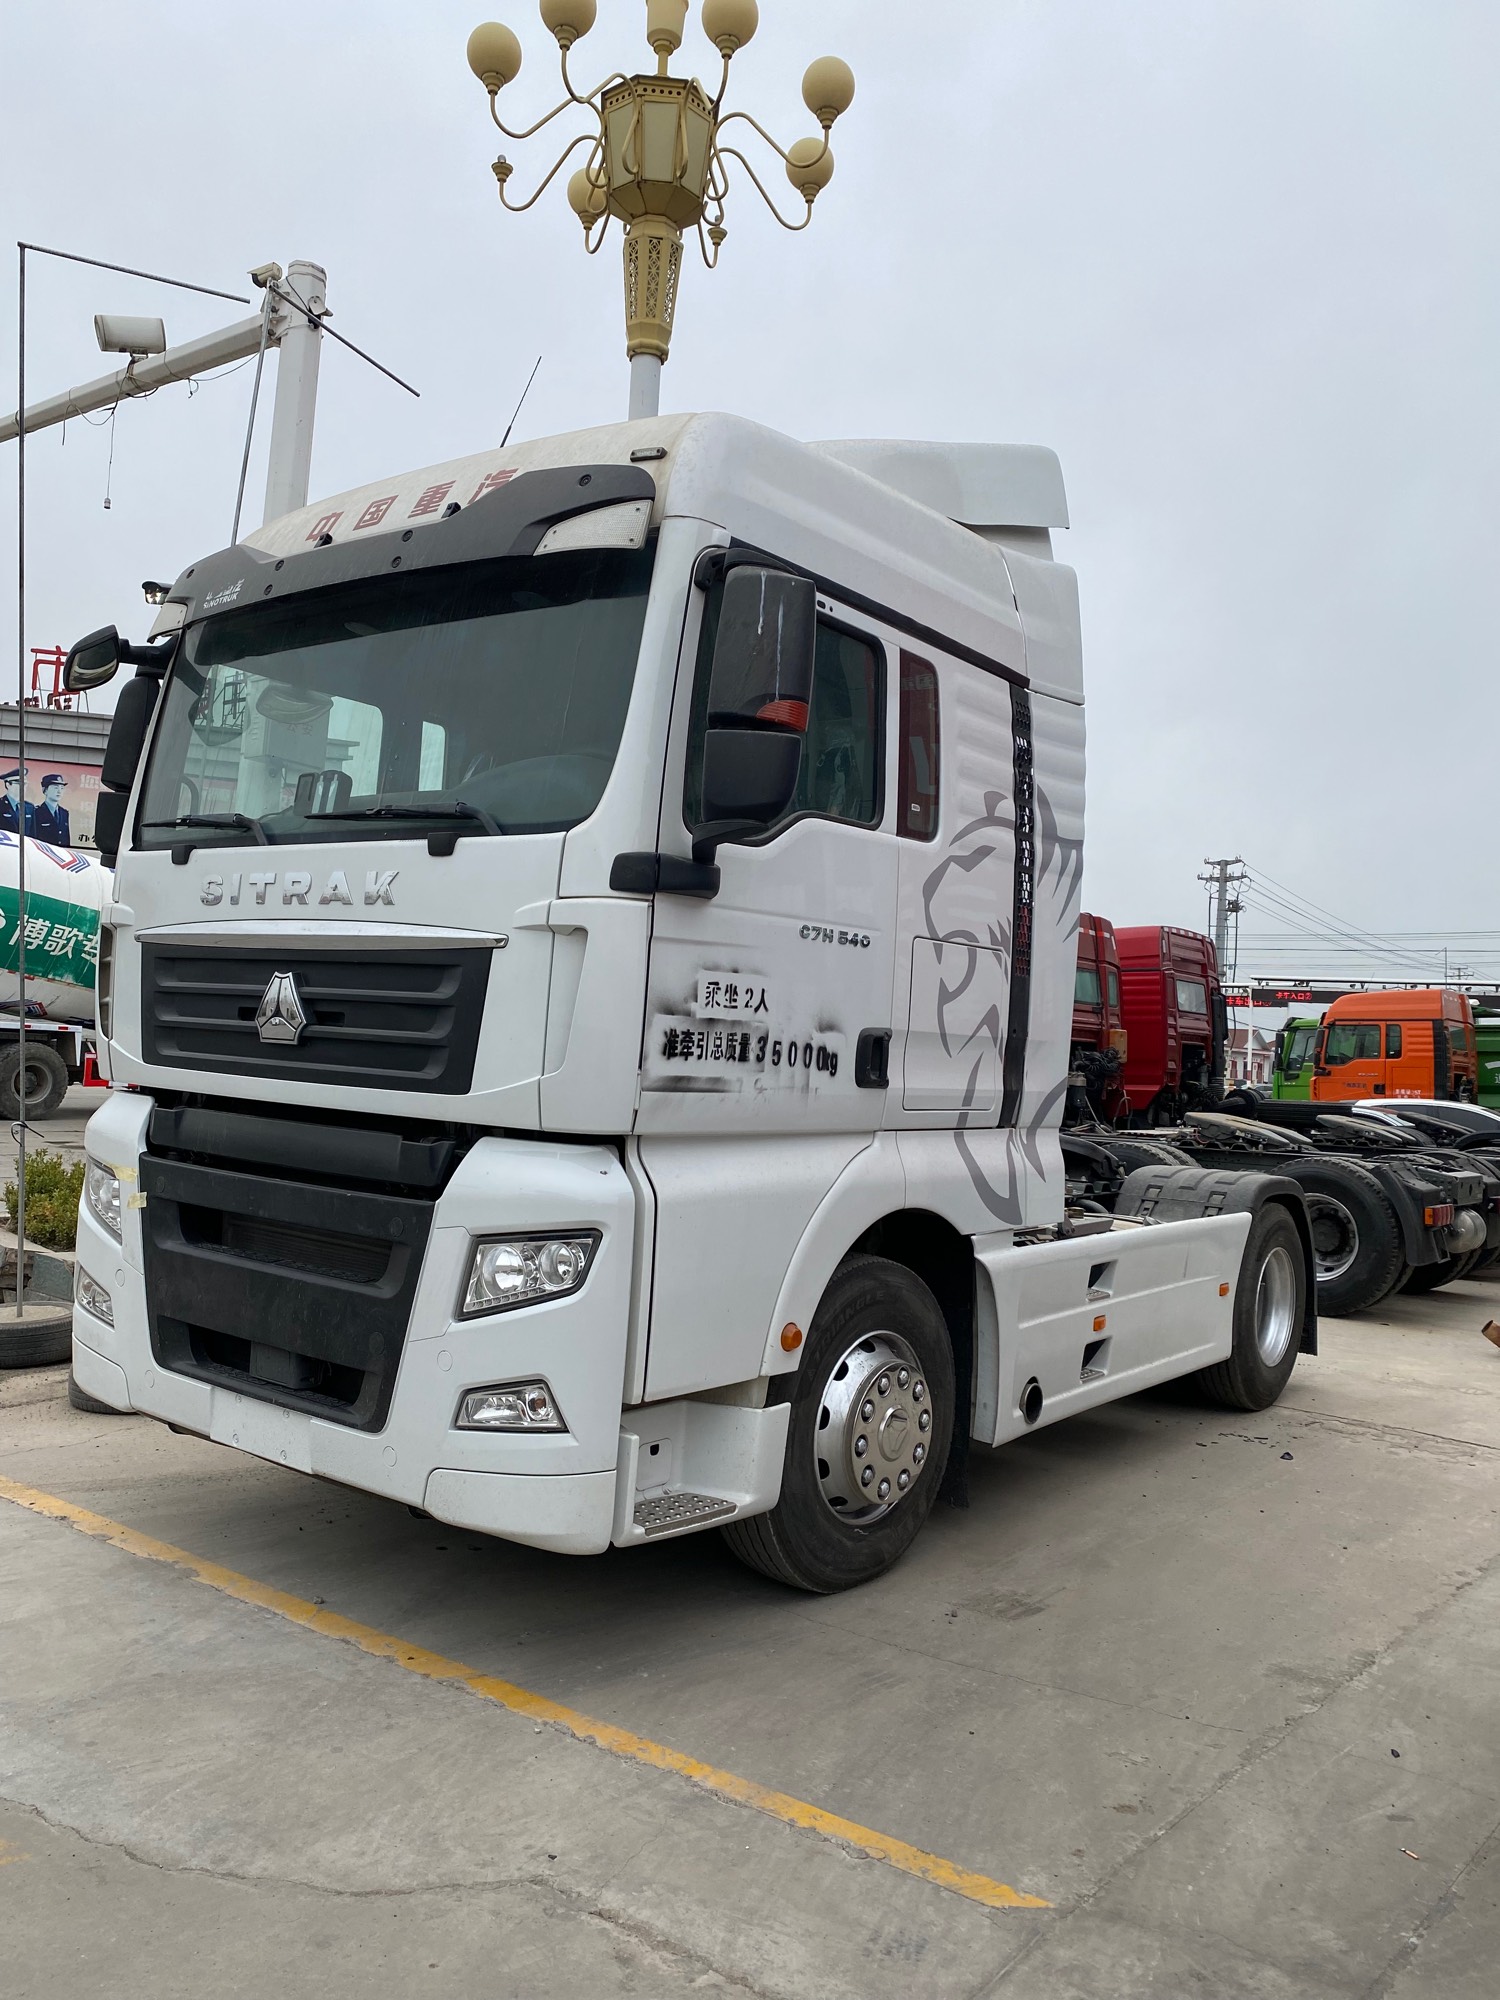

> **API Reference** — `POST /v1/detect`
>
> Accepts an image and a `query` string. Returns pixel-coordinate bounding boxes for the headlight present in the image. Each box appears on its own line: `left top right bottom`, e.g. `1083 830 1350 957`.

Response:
75 1266 114 1325
84 1159 122 1240
456 1381 565 1432
460 1232 598 1318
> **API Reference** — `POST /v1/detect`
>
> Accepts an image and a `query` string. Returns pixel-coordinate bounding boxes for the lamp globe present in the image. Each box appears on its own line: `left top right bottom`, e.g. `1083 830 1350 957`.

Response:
567 165 608 222
701 0 758 57
540 0 595 50
801 56 855 127
786 136 835 199
467 22 524 89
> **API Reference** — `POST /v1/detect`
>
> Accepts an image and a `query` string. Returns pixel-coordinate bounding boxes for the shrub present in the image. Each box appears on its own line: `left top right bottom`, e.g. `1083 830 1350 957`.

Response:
4 1149 84 1251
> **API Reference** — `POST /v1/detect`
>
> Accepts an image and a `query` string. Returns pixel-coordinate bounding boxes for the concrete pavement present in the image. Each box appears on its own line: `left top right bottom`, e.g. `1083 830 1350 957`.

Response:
3 1264 1499 1996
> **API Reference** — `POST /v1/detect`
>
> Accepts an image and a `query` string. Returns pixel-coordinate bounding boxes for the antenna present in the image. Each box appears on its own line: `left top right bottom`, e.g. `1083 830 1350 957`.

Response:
500 355 542 449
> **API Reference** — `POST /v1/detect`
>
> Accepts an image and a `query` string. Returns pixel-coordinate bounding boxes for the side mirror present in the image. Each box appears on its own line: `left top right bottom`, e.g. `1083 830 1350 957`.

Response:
701 728 803 826
100 676 161 795
707 566 817 729
693 566 816 858
64 625 123 692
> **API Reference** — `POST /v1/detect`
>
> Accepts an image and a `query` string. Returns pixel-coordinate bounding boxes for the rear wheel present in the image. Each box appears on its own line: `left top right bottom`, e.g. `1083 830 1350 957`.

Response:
1283 1159 1405 1315
1193 1203 1306 1410
1402 1249 1482 1295
0 1042 69 1121
721 1255 955 1594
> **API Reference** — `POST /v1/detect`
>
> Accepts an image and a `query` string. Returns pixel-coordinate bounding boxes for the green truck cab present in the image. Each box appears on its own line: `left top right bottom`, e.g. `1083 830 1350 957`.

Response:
1272 1016 1319 1100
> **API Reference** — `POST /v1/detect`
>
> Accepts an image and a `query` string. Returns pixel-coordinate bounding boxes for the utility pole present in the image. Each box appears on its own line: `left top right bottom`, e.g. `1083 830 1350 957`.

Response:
1199 856 1247 1083
1199 857 1247 971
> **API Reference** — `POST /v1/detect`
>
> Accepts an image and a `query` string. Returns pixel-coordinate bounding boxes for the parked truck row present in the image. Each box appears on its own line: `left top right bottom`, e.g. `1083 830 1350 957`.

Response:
1066 916 1500 1316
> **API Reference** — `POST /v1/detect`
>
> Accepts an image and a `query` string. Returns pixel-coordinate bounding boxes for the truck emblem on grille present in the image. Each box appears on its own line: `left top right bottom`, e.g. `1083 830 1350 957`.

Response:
255 971 308 1045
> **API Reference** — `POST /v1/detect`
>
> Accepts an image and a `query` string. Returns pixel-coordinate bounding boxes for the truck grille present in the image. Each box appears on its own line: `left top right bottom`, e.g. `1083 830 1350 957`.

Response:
141 1151 434 1430
140 944 491 1094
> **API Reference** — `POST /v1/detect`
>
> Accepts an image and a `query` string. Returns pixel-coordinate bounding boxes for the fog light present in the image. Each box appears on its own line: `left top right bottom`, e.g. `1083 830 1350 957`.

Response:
457 1381 565 1432
460 1232 597 1317
85 1158 122 1240
75 1266 114 1326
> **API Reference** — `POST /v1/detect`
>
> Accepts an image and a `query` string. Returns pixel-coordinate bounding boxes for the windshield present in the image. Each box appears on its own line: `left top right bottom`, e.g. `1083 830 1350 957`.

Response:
1283 1024 1316 1072
136 546 653 849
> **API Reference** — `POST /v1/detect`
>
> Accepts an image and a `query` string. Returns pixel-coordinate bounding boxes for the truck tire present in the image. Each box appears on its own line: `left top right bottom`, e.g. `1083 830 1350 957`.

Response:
1280 1158 1405 1315
720 1255 955 1594
0 1041 70 1121
68 1366 126 1414
1192 1203 1306 1411
0 1306 74 1369
1401 1249 1482 1295
1095 1136 1196 1177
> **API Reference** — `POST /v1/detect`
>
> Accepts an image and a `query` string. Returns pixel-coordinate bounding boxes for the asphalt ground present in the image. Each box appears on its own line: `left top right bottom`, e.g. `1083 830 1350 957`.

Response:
2 1093 1498 1997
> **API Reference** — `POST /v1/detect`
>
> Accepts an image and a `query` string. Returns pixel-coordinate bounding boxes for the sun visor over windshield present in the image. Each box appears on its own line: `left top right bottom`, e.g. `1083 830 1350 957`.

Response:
170 463 658 626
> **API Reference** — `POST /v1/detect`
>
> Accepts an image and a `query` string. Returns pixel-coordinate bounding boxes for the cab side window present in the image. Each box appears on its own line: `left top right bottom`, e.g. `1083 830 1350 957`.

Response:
1324 1022 1380 1064
684 583 883 832
1385 1023 1403 1058
897 652 939 839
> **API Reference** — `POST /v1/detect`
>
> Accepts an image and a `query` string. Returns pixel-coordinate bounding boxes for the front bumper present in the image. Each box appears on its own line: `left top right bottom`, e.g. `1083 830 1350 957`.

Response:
72 1090 635 1555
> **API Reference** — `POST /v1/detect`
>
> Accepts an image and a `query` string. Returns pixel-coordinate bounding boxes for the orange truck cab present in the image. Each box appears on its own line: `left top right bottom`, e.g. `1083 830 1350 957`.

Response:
1311 990 1477 1102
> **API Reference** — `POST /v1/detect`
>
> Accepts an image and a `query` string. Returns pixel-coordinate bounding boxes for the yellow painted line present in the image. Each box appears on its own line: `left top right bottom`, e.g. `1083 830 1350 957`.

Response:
0 1472 1048 1911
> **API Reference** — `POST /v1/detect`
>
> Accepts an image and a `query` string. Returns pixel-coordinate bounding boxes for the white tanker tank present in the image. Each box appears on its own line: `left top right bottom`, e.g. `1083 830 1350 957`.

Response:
0 830 107 1024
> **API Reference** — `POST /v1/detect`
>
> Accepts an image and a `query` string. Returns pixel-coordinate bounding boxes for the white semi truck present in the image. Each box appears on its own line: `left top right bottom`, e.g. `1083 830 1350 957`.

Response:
65 415 1315 1591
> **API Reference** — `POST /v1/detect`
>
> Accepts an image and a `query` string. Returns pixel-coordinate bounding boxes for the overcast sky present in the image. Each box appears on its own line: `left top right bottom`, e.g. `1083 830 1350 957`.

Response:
4 2 1496 990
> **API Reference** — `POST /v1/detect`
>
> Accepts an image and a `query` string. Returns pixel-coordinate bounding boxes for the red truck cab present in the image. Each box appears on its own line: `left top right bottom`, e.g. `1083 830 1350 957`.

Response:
1071 913 1129 1122
1114 925 1228 1124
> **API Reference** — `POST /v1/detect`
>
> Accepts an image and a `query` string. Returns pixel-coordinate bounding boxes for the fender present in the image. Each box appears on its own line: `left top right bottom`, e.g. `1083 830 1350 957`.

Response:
1115 1164 1318 1355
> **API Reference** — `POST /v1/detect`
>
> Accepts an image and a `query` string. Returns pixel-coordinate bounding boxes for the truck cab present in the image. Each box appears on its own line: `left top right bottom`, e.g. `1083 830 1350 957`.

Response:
1114 925 1228 1124
1312 990 1476 1102
1272 1016 1319 1101
1069 911 1127 1123
68 414 1313 1591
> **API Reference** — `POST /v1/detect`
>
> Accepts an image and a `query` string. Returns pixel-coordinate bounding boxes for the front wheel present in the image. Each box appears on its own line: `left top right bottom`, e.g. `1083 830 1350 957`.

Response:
1192 1203 1307 1411
721 1255 955 1594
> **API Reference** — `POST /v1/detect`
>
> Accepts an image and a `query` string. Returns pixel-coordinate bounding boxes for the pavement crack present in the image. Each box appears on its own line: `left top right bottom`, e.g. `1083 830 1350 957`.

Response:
0 1794 780 1997
1360 1812 1500 2000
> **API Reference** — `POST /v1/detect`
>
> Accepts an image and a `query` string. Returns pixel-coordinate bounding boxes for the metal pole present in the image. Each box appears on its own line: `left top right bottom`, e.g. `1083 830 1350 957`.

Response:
628 352 662 421
14 243 26 1313
262 261 327 522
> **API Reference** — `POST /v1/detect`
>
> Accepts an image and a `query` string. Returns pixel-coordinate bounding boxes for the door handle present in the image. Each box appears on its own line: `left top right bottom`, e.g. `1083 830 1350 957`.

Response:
855 1028 891 1089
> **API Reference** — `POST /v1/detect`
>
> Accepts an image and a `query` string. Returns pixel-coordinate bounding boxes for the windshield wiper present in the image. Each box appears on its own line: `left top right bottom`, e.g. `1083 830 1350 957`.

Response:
306 801 504 833
144 812 272 845
305 800 504 855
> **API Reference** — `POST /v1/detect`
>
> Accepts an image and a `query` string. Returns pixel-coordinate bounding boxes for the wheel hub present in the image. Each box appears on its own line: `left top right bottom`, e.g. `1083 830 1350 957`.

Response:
815 1333 932 1522
1306 1194 1358 1282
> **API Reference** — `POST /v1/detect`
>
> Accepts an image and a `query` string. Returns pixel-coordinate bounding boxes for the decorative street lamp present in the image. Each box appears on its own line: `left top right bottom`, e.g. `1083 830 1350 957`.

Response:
466 2 855 418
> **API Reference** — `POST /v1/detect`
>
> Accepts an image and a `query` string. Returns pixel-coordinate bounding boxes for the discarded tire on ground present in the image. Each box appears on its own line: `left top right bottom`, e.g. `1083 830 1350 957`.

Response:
0 1305 74 1369
1278 1158 1405 1316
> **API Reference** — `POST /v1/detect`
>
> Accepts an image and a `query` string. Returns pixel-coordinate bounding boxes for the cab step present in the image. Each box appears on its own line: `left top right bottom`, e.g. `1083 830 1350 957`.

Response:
633 1491 738 1536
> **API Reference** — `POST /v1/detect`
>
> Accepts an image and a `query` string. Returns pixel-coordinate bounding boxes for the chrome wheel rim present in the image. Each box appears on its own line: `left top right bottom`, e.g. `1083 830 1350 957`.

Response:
1255 1244 1298 1365
1306 1194 1358 1282
814 1332 932 1523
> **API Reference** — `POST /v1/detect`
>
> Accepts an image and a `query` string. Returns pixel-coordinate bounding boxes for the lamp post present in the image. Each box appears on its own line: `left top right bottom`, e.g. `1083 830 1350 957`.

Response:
466 1 855 418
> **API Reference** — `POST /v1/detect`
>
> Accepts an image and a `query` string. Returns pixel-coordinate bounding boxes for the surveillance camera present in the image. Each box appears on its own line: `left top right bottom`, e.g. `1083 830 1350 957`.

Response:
95 314 167 357
249 262 284 289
